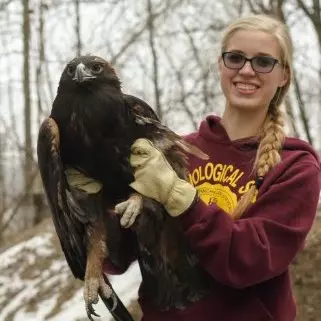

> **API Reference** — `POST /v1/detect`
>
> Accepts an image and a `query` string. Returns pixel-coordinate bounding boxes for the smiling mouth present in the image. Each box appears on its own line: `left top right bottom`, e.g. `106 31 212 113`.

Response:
234 82 259 94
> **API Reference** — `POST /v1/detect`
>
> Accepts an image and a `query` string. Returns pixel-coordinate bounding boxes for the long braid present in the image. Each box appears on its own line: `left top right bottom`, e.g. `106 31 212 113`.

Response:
255 105 285 177
232 101 286 220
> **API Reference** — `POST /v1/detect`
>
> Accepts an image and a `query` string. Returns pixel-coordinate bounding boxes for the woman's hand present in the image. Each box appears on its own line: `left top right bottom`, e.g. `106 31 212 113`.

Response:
129 138 197 217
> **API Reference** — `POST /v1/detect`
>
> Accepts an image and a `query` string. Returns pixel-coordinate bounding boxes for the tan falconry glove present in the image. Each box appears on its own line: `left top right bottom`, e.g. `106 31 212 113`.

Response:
129 138 197 217
65 167 102 194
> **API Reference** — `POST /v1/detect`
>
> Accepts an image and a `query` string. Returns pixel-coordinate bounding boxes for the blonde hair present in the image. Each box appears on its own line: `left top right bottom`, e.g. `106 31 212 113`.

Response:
220 14 294 220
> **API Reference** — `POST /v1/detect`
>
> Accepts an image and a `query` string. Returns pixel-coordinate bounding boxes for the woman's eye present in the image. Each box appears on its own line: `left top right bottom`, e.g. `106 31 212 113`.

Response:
91 64 103 74
229 53 243 63
255 57 273 67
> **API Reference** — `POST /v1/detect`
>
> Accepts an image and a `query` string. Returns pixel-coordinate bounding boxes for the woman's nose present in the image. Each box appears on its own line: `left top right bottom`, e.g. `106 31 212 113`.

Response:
239 61 256 75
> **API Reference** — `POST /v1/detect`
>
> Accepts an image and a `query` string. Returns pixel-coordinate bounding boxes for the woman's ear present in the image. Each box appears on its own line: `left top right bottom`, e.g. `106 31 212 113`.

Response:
279 67 289 87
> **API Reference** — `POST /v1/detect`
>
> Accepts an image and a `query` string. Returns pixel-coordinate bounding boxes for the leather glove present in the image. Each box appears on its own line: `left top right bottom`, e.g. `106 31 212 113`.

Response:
129 138 197 217
65 167 102 194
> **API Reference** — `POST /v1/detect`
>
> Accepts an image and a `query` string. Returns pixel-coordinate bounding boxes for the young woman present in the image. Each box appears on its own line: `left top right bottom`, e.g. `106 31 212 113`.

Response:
120 14 321 321
67 13 320 321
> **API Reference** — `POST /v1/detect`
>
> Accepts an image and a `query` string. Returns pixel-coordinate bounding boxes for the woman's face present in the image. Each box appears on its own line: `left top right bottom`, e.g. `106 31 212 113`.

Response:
219 29 288 114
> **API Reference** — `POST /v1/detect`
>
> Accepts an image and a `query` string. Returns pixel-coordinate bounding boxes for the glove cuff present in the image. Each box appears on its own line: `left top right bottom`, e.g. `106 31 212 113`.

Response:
165 179 197 217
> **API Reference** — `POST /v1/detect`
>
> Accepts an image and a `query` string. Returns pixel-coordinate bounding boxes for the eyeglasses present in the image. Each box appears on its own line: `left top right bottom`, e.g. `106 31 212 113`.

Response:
221 52 279 73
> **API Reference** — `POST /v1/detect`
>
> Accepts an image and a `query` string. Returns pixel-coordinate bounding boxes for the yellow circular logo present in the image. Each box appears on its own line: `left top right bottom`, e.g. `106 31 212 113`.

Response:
196 182 238 214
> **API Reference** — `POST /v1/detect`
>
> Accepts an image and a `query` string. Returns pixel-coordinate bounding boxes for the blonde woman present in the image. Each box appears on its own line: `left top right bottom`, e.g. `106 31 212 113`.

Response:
121 14 321 321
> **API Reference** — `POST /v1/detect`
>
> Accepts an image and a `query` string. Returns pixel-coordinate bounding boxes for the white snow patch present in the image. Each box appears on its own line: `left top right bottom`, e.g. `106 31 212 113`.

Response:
0 228 142 321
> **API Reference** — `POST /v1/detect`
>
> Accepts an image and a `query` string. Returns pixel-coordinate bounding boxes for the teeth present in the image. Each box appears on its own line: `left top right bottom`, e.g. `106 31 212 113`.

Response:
236 83 257 90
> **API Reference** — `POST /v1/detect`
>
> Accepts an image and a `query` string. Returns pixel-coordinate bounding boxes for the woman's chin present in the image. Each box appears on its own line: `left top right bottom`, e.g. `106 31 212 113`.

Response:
228 97 262 111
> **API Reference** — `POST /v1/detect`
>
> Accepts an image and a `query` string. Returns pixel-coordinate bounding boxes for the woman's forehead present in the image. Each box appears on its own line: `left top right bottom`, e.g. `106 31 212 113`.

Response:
225 29 281 57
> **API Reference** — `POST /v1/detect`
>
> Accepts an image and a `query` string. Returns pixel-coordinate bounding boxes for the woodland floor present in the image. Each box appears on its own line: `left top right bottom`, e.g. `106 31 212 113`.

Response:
1 215 321 321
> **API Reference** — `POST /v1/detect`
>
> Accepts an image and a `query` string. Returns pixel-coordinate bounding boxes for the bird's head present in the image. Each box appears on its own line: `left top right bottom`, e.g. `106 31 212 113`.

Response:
60 55 121 90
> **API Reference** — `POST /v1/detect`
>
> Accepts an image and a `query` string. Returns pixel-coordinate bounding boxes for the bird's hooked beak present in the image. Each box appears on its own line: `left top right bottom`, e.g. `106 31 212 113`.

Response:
73 63 96 83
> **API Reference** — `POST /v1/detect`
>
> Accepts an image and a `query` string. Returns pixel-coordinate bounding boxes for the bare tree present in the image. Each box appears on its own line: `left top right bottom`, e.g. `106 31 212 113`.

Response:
22 0 33 182
0 132 6 242
147 0 162 120
75 0 81 56
295 0 321 147
296 0 321 49
36 0 45 126
246 0 286 18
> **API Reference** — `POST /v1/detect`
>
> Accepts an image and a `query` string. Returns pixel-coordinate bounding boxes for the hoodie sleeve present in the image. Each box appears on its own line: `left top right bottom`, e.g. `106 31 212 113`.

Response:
179 159 321 289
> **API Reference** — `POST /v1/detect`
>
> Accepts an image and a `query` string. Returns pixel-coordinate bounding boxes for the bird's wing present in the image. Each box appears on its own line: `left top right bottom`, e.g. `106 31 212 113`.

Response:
38 117 136 321
123 93 160 120
123 93 209 161
37 117 90 279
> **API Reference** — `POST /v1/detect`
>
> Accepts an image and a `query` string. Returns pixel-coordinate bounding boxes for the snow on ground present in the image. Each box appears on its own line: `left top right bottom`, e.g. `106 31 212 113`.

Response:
0 228 142 321
49 263 142 321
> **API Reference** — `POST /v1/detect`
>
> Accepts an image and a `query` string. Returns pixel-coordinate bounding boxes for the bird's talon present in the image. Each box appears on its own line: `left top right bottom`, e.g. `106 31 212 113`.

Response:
92 310 100 317
110 292 117 311
86 303 100 320
115 194 143 228
84 275 111 319
86 311 94 321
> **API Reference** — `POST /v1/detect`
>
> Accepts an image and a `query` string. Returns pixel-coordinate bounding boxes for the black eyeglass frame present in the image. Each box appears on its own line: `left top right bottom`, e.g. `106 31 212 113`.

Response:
221 51 280 74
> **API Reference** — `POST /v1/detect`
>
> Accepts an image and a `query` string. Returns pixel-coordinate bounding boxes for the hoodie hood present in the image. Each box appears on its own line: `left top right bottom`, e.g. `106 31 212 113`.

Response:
198 115 320 164
198 115 258 150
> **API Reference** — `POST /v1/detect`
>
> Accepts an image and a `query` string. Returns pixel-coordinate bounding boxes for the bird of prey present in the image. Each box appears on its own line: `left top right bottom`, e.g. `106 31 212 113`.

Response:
37 55 211 320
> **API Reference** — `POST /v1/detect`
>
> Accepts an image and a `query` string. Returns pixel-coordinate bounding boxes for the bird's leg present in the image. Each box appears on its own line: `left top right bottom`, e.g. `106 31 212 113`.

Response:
84 223 116 320
115 193 143 228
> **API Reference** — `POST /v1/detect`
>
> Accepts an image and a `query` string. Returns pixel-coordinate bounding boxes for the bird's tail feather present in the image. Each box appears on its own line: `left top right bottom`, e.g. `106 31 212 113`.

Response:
100 274 135 321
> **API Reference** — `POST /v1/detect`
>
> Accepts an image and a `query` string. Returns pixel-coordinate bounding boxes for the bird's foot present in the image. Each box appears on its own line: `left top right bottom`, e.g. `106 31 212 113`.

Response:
115 193 143 228
84 275 116 320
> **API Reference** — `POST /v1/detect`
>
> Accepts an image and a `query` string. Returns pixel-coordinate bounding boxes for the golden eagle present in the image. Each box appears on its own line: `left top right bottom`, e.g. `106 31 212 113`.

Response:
37 55 210 320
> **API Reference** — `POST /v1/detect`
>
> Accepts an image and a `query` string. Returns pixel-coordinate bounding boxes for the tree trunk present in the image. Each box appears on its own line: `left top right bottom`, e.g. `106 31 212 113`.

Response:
22 0 33 183
147 0 162 120
36 0 45 126
75 0 81 56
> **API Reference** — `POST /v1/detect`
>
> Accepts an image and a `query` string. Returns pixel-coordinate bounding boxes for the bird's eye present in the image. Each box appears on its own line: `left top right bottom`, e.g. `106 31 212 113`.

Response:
91 63 103 74
67 65 74 76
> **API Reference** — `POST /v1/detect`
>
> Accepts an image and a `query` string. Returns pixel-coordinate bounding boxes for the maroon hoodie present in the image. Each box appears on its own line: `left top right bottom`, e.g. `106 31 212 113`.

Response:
105 115 321 321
